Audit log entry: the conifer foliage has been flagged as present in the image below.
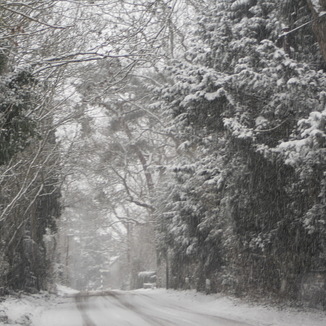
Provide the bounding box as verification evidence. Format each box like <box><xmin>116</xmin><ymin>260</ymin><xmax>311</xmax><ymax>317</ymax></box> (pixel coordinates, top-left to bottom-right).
<box><xmin>155</xmin><ymin>0</ymin><xmax>326</xmax><ymax>304</ymax></box>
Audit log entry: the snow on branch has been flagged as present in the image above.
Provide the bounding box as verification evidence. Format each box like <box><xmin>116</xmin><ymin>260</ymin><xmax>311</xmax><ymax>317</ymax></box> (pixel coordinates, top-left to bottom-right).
<box><xmin>34</xmin><ymin>52</ymin><xmax>147</xmax><ymax>73</ymax></box>
<box><xmin>0</xmin><ymin>3</ymin><xmax>70</xmax><ymax>29</ymax></box>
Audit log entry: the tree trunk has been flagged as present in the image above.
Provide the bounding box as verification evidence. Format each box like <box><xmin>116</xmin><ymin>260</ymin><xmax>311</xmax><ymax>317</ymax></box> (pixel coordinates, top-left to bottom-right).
<box><xmin>307</xmin><ymin>0</ymin><xmax>326</xmax><ymax>61</ymax></box>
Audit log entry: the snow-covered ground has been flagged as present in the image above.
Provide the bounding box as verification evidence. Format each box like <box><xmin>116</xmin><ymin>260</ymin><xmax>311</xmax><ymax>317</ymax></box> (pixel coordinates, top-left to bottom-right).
<box><xmin>1</xmin><ymin>287</ymin><xmax>325</xmax><ymax>325</ymax></box>
<box><xmin>0</xmin><ymin>292</ymin><xmax>49</xmax><ymax>326</ymax></box>
<box><xmin>139</xmin><ymin>289</ymin><xmax>326</xmax><ymax>326</ymax></box>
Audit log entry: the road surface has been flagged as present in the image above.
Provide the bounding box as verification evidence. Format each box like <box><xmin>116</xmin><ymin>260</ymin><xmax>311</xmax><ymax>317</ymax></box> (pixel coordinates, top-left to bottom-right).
<box><xmin>33</xmin><ymin>290</ymin><xmax>257</xmax><ymax>326</ymax></box>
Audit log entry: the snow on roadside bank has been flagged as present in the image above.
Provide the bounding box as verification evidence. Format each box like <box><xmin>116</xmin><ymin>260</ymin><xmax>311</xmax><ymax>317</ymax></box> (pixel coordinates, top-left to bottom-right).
<box><xmin>0</xmin><ymin>285</ymin><xmax>78</xmax><ymax>325</ymax></box>
<box><xmin>135</xmin><ymin>288</ymin><xmax>326</xmax><ymax>326</ymax></box>
<box><xmin>55</xmin><ymin>284</ymin><xmax>79</xmax><ymax>297</ymax></box>
<box><xmin>0</xmin><ymin>292</ymin><xmax>53</xmax><ymax>325</ymax></box>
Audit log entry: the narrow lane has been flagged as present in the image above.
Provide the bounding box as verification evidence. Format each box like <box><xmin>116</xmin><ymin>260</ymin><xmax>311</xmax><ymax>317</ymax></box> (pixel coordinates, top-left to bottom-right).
<box><xmin>34</xmin><ymin>290</ymin><xmax>257</xmax><ymax>326</ymax></box>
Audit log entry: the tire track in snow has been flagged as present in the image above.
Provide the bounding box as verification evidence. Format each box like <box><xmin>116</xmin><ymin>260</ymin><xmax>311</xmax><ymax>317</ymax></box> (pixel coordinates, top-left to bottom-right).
<box><xmin>101</xmin><ymin>293</ymin><xmax>175</xmax><ymax>325</ymax></box>
<box><xmin>104</xmin><ymin>291</ymin><xmax>254</xmax><ymax>326</ymax></box>
<box><xmin>74</xmin><ymin>291</ymin><xmax>175</xmax><ymax>325</ymax></box>
<box><xmin>73</xmin><ymin>291</ymin><xmax>255</xmax><ymax>326</ymax></box>
<box><xmin>74</xmin><ymin>294</ymin><xmax>97</xmax><ymax>326</ymax></box>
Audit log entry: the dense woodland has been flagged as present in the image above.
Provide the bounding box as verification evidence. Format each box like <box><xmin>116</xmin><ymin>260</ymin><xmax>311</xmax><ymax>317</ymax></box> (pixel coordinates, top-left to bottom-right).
<box><xmin>0</xmin><ymin>0</ymin><xmax>326</xmax><ymax>309</ymax></box>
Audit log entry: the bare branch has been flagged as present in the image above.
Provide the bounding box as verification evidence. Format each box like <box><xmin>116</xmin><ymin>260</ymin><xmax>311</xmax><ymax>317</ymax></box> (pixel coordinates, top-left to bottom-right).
<box><xmin>0</xmin><ymin>3</ymin><xmax>70</xmax><ymax>29</ymax></box>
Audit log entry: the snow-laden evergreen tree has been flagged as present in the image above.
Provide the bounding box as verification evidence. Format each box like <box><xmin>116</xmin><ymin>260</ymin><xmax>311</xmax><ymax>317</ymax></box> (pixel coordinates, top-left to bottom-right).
<box><xmin>156</xmin><ymin>0</ymin><xmax>326</xmax><ymax>304</ymax></box>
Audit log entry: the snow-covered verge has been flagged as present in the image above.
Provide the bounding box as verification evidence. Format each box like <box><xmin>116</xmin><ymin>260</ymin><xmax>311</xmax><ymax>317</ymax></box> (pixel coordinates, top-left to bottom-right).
<box><xmin>55</xmin><ymin>284</ymin><xmax>79</xmax><ymax>297</ymax></box>
<box><xmin>0</xmin><ymin>285</ymin><xmax>78</xmax><ymax>325</ymax></box>
<box><xmin>0</xmin><ymin>292</ymin><xmax>54</xmax><ymax>326</ymax></box>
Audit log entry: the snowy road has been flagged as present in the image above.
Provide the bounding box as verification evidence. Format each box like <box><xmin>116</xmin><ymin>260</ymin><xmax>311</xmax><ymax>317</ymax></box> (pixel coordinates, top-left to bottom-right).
<box><xmin>33</xmin><ymin>291</ymin><xmax>255</xmax><ymax>326</ymax></box>
<box><xmin>3</xmin><ymin>288</ymin><xmax>326</xmax><ymax>325</ymax></box>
